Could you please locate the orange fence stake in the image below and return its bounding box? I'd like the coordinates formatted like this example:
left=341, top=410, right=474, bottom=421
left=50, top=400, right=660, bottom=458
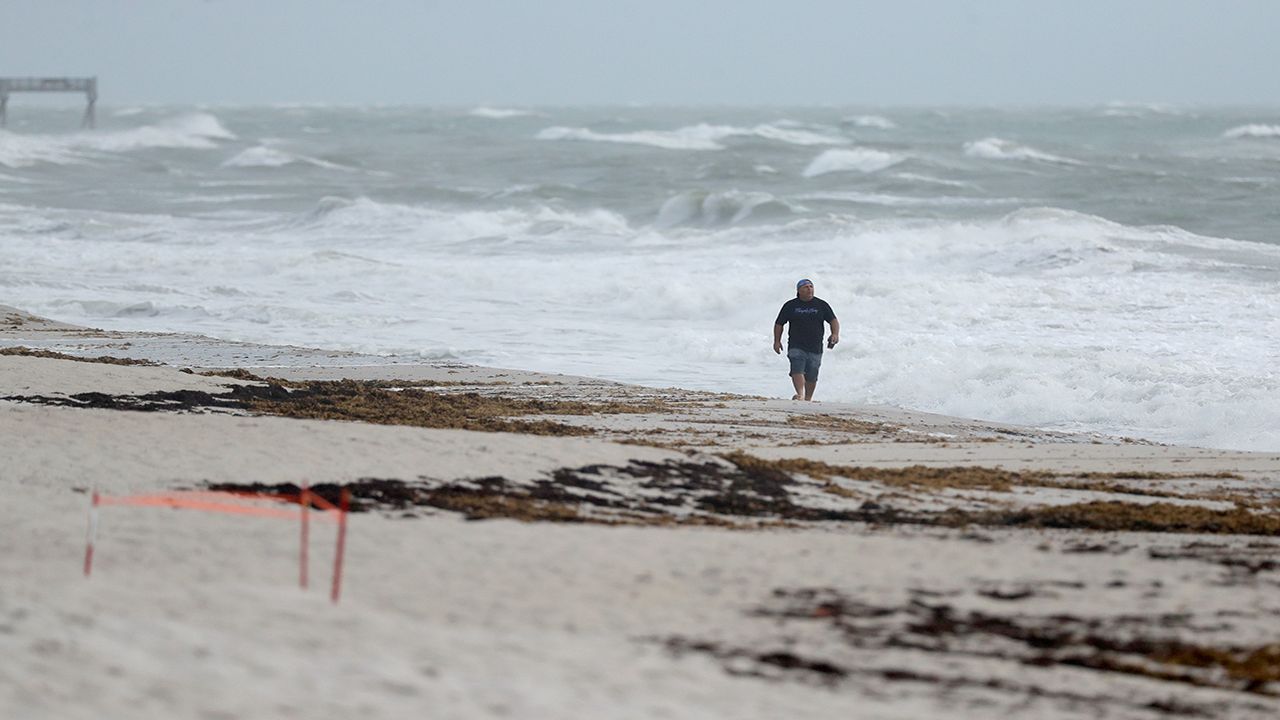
left=83, top=486, right=100, bottom=577
left=300, top=482, right=310, bottom=589
left=331, top=488, right=350, bottom=604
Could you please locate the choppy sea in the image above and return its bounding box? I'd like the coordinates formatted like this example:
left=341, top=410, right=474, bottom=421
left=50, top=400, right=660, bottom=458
left=2, top=104, right=1278, bottom=450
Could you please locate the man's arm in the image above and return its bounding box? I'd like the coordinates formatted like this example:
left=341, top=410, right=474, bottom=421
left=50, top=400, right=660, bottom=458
left=827, top=318, right=841, bottom=348
left=773, top=323, right=784, bottom=354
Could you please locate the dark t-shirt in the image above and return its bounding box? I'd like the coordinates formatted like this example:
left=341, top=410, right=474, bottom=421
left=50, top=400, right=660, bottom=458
left=775, top=297, right=836, bottom=353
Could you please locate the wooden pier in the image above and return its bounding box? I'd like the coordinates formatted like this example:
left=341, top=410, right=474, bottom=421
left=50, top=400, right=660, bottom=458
left=0, top=77, right=98, bottom=128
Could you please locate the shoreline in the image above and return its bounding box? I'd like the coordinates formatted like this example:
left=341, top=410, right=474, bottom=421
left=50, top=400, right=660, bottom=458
left=4, top=303, right=1279, bottom=718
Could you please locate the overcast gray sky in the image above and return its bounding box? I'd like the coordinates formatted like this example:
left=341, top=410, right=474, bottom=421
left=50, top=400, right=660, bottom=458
left=2, top=0, right=1277, bottom=106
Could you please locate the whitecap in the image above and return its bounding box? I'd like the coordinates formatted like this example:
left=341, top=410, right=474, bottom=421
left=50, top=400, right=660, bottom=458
left=964, top=137, right=1080, bottom=165
left=89, top=113, right=237, bottom=152
left=222, top=145, right=350, bottom=170
left=842, top=114, right=896, bottom=129
left=1222, top=124, right=1280, bottom=139
left=802, top=148, right=902, bottom=177
left=1100, top=101, right=1182, bottom=118
left=537, top=125, right=727, bottom=150
left=749, top=124, right=847, bottom=146
left=536, top=123, right=846, bottom=151
left=469, top=106, right=538, bottom=119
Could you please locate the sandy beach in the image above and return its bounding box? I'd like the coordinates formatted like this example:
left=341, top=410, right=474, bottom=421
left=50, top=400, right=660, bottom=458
left=3, top=303, right=1279, bottom=719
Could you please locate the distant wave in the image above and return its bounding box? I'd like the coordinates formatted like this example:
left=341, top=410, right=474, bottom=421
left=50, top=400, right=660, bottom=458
left=222, top=145, right=350, bottom=170
left=0, top=170, right=39, bottom=184
left=802, top=148, right=903, bottom=177
left=1223, top=124, right=1280, bottom=139
left=0, top=131, right=79, bottom=168
left=894, top=172, right=976, bottom=189
left=0, top=112, right=235, bottom=168
left=1100, top=102, right=1182, bottom=118
left=92, top=113, right=236, bottom=151
left=469, top=106, right=539, bottom=119
left=655, top=190, right=799, bottom=228
left=964, top=137, right=1080, bottom=165
left=536, top=123, right=847, bottom=151
left=841, top=114, right=896, bottom=129
left=798, top=191, right=1024, bottom=207
left=750, top=124, right=847, bottom=146
left=286, top=196, right=632, bottom=240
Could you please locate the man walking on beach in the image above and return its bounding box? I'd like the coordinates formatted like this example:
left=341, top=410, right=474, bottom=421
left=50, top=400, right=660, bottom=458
left=773, top=278, right=839, bottom=401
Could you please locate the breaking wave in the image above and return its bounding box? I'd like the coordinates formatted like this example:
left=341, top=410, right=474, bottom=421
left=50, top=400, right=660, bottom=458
left=802, top=148, right=903, bottom=177
left=654, top=190, right=798, bottom=228
left=1223, top=124, right=1280, bottom=139
left=964, top=137, right=1080, bottom=165
left=222, top=145, right=350, bottom=170
left=284, top=196, right=632, bottom=241
left=0, top=112, right=236, bottom=167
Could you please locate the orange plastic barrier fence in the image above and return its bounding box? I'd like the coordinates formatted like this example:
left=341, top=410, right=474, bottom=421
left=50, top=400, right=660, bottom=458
left=83, top=484, right=351, bottom=603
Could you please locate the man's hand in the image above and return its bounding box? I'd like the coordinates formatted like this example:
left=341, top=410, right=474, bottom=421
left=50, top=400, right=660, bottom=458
left=827, top=334, right=839, bottom=349
left=773, top=339, right=783, bottom=354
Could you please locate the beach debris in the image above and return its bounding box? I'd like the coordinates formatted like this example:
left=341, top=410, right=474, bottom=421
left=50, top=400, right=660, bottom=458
left=0, top=378, right=654, bottom=435
left=656, top=585, right=1280, bottom=712
left=202, top=456, right=1280, bottom=537
left=0, top=345, right=158, bottom=366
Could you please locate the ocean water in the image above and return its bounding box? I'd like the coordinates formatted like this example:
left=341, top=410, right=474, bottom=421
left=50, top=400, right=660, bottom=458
left=2, top=104, right=1279, bottom=450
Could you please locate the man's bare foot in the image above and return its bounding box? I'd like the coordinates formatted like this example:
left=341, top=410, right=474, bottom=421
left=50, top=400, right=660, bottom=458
left=792, top=394, right=801, bottom=400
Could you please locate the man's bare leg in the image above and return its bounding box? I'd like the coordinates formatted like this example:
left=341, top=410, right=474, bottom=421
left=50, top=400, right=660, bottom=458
left=805, top=380, right=817, bottom=401
left=790, top=373, right=805, bottom=400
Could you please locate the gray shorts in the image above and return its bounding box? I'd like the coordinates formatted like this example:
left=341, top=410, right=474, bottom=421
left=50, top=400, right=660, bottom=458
left=787, top=348, right=823, bottom=382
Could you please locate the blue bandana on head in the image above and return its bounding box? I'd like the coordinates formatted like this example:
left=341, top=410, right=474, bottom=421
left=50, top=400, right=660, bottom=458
left=796, top=278, right=813, bottom=289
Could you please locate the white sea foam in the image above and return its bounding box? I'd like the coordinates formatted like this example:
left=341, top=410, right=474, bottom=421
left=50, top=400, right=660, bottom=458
left=802, top=148, right=902, bottom=177
left=842, top=114, right=896, bottom=129
left=5, top=200, right=1280, bottom=450
left=1223, top=124, right=1280, bottom=139
left=537, top=123, right=846, bottom=151
left=469, top=106, right=539, bottom=119
left=964, top=137, right=1080, bottom=165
